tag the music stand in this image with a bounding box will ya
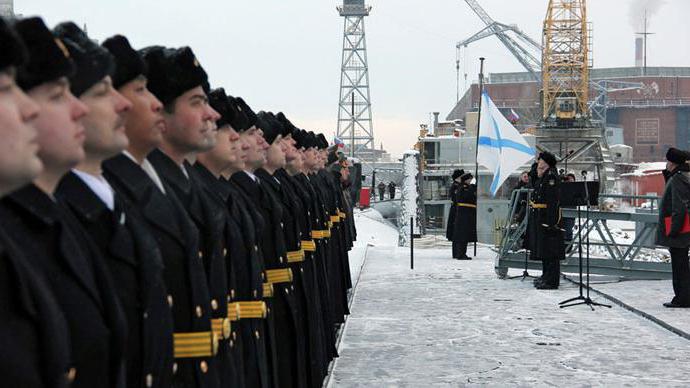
[558,179,611,310]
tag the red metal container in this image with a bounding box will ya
[359,187,371,209]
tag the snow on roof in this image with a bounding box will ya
[403,150,420,156]
[621,162,667,177]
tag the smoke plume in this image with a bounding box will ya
[629,0,667,32]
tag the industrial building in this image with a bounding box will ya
[448,67,690,163]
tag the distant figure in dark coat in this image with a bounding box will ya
[388,182,397,199]
[445,169,464,241]
[656,148,690,308]
[529,152,564,289]
[451,172,477,260]
[377,181,386,201]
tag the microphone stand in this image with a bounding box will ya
[508,188,535,280]
[560,172,611,310]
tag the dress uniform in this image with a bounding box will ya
[529,152,564,289]
[451,172,477,260]
[53,25,175,388]
[0,17,72,388]
[255,112,311,388]
[0,18,128,388]
[445,169,463,243]
[656,148,690,308]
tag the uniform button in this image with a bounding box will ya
[254,245,259,252]
[300,268,304,273]
[230,339,235,348]
[280,222,284,228]
[232,331,237,340]
[255,330,260,339]
[285,288,290,295]
[167,295,174,307]
[279,256,284,263]
[290,285,294,291]
[262,273,266,281]
[211,299,218,310]
[143,310,149,319]
[200,361,208,373]
[66,368,77,383]
[230,289,235,299]
[253,290,258,298]
[145,373,153,387]
[173,363,178,374]
[195,305,203,317]
[223,248,227,256]
[198,251,204,259]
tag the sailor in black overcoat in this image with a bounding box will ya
[53,27,175,388]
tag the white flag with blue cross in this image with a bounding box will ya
[477,91,535,197]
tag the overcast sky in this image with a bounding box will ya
[15,0,690,158]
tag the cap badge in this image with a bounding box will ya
[54,38,70,58]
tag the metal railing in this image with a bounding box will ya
[495,189,670,279]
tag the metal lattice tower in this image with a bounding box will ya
[337,0,374,157]
[542,0,591,126]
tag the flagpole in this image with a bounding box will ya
[473,57,485,257]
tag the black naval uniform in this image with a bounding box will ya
[257,168,314,388]
[0,185,128,388]
[451,181,477,260]
[147,150,236,388]
[276,168,328,387]
[529,167,565,288]
[217,175,271,388]
[295,173,338,363]
[103,154,220,388]
[0,227,71,388]
[55,171,175,388]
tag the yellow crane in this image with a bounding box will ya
[542,0,591,128]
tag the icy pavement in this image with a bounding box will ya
[331,211,690,387]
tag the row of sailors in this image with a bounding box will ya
[0,15,356,388]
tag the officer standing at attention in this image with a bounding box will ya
[451,172,477,260]
[0,16,72,387]
[102,43,220,388]
[445,169,463,244]
[0,17,128,388]
[52,25,175,388]
[657,148,690,308]
[530,152,564,290]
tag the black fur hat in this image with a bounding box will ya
[276,112,296,137]
[256,111,283,145]
[316,133,329,150]
[452,169,464,180]
[227,96,249,132]
[140,45,209,106]
[293,129,308,149]
[461,172,473,182]
[666,147,690,164]
[0,16,28,71]
[14,17,74,90]
[208,88,235,128]
[235,97,257,129]
[53,22,115,97]
[102,34,147,89]
[538,151,557,168]
[306,131,318,149]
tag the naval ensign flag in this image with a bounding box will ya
[477,91,535,196]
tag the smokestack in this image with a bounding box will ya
[432,112,439,135]
[635,37,644,67]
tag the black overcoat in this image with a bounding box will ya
[451,183,477,243]
[56,172,174,388]
[0,227,71,388]
[0,184,127,388]
[102,154,219,388]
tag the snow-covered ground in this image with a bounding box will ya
[330,209,690,387]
